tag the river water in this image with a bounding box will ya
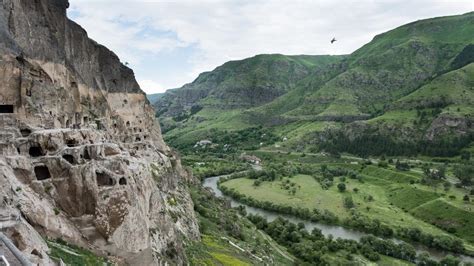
[203,175,474,263]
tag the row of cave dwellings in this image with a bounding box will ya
[1,83,149,187]
[17,130,128,188]
[113,119,150,143]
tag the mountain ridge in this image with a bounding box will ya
[155,11,474,156]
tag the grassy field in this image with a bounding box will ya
[220,155,474,251]
[411,199,474,243]
[221,174,464,237]
[223,174,350,217]
[388,186,439,210]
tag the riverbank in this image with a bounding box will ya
[215,160,474,252]
[204,173,474,264]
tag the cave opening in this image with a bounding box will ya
[66,139,77,147]
[20,128,32,137]
[96,172,115,187]
[34,165,51,180]
[0,105,14,113]
[119,177,127,185]
[62,154,75,164]
[83,149,91,160]
[29,146,44,157]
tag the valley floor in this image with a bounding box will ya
[186,149,474,265]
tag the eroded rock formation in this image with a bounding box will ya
[0,0,199,264]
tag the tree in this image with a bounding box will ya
[253,179,262,187]
[290,187,297,195]
[417,252,438,266]
[439,255,461,266]
[463,195,470,202]
[454,165,474,186]
[395,160,410,171]
[343,196,355,209]
[423,165,446,181]
[337,183,346,192]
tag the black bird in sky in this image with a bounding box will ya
[331,37,337,44]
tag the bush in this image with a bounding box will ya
[343,196,355,209]
[337,183,346,192]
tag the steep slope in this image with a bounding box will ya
[155,54,343,147]
[156,12,474,156]
[289,11,474,119]
[155,54,343,119]
[0,0,198,265]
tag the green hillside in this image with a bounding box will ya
[147,93,164,103]
[155,12,474,157]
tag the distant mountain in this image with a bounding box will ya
[155,12,474,156]
[147,92,164,104]
[155,54,343,116]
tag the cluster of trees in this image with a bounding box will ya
[396,227,464,254]
[454,164,474,186]
[317,165,363,190]
[168,126,280,154]
[450,44,474,70]
[192,162,248,180]
[226,168,279,183]
[209,126,280,151]
[191,187,245,240]
[278,179,300,195]
[230,162,321,187]
[246,214,464,265]
[360,235,416,262]
[248,215,344,264]
[343,214,394,238]
[395,160,411,171]
[319,130,473,157]
[222,183,470,257]
[183,153,250,178]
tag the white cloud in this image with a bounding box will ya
[68,0,474,93]
[137,79,164,94]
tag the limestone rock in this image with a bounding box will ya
[0,0,199,264]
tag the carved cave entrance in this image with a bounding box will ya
[96,172,115,187]
[34,165,51,180]
[0,105,14,113]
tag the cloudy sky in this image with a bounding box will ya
[68,0,473,94]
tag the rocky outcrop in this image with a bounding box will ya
[0,0,199,264]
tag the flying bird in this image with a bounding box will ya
[331,37,337,44]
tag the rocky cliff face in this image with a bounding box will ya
[0,0,199,264]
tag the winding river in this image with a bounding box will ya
[203,174,474,263]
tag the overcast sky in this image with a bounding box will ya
[68,0,473,94]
